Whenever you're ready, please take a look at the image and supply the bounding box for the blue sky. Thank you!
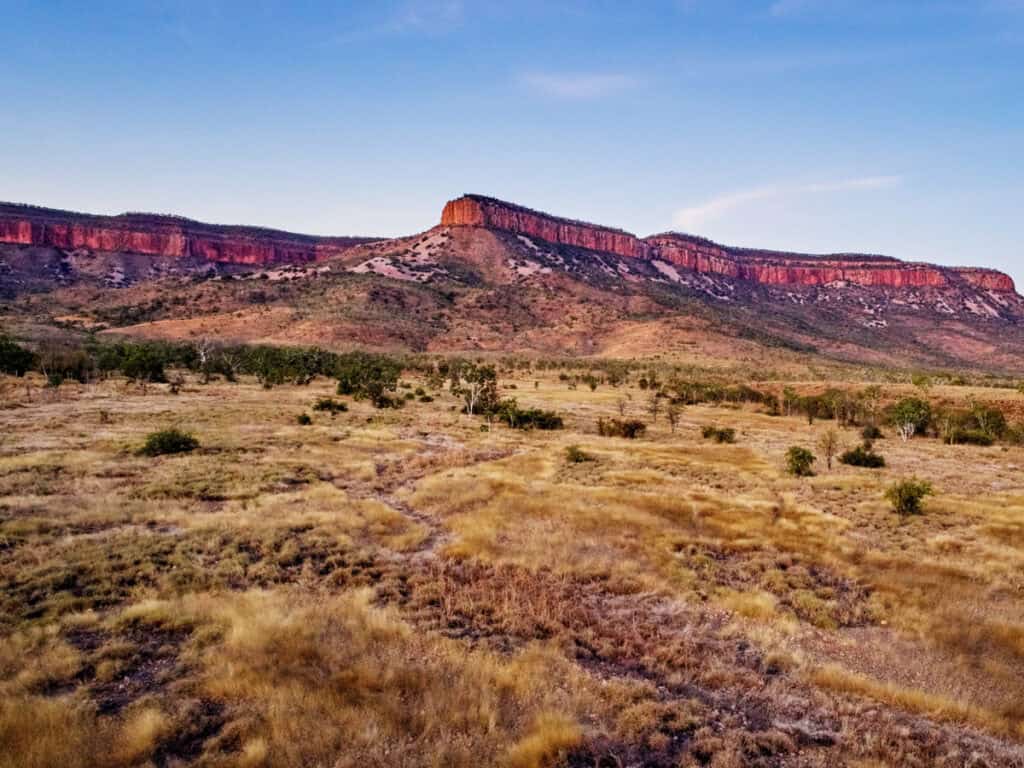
[2,1,1022,286]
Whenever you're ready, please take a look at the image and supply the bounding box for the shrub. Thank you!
[139,428,198,457]
[946,429,994,446]
[840,443,886,468]
[969,403,1007,439]
[121,346,168,383]
[418,395,434,403]
[817,428,840,470]
[335,352,402,408]
[786,446,816,477]
[598,418,647,439]
[936,405,1007,445]
[861,425,883,440]
[885,478,934,515]
[450,361,500,416]
[701,426,736,444]
[889,397,931,435]
[0,336,35,376]
[495,399,563,430]
[565,445,595,463]
[312,397,348,414]
[296,413,312,426]
[1006,424,1024,445]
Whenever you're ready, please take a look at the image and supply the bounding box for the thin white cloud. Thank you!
[673,186,783,231]
[519,72,639,100]
[673,175,903,230]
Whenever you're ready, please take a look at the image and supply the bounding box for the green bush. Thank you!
[418,395,434,403]
[861,425,884,440]
[335,352,403,408]
[885,478,934,515]
[565,445,595,463]
[786,446,816,477]
[840,443,886,468]
[312,397,348,414]
[495,399,563,430]
[139,428,199,457]
[889,397,932,435]
[121,346,168,383]
[0,336,36,376]
[945,428,994,446]
[969,403,1007,439]
[296,413,312,426]
[701,426,736,444]
[598,418,647,439]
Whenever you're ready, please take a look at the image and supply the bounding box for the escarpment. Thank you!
[0,203,376,266]
[1,195,1016,296]
[442,195,1017,294]
[441,195,651,260]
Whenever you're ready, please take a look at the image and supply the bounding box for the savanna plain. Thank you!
[2,356,1024,768]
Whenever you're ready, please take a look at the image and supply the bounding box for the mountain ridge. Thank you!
[0,201,378,267]
[0,195,1016,294]
[2,193,1023,374]
[441,194,1016,293]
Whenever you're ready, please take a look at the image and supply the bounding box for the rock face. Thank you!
[442,195,1018,294]
[3,195,1017,296]
[442,195,650,260]
[0,203,375,266]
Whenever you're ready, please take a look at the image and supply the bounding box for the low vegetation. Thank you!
[839,442,886,468]
[701,425,736,443]
[138,428,199,456]
[597,418,647,439]
[2,342,1024,767]
[786,446,816,476]
[885,478,934,515]
[312,396,348,414]
[565,445,595,463]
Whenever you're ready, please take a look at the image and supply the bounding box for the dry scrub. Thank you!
[1,370,1023,766]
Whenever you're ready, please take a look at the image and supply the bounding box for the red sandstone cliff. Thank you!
[3,196,1016,295]
[441,195,1017,294]
[442,196,650,260]
[0,204,375,266]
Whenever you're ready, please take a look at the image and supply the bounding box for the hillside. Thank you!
[1,195,1022,374]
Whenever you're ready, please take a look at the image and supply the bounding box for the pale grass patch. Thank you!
[809,663,1017,736]
[116,596,199,632]
[0,626,80,690]
[0,695,100,768]
[719,589,780,621]
[114,706,171,763]
[238,737,269,767]
[506,712,582,768]
[137,588,598,767]
[213,482,429,550]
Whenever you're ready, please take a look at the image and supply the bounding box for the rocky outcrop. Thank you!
[3,196,1017,296]
[0,203,375,266]
[952,268,1017,293]
[646,233,953,289]
[441,195,1018,294]
[442,195,650,260]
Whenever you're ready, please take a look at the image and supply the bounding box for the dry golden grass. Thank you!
[1,369,1023,766]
